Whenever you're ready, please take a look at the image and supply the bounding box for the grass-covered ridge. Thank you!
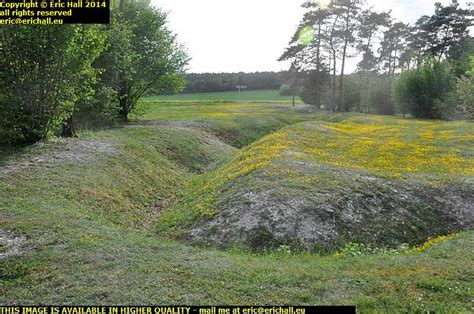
[137,102,325,147]
[1,100,473,311]
[311,116,473,177]
[156,114,473,250]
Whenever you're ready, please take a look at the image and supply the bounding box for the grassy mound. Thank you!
[136,123,237,173]
[156,115,474,250]
[138,102,327,147]
[0,123,237,231]
[1,103,473,310]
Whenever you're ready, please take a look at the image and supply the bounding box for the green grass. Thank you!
[1,99,473,310]
[144,90,302,103]
[136,102,324,147]
[155,114,473,249]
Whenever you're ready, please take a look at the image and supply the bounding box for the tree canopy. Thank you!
[279,0,473,119]
[0,0,188,145]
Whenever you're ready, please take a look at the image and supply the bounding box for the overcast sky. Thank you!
[151,0,471,73]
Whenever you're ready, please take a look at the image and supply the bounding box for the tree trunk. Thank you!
[338,40,348,112]
[120,0,125,16]
[118,79,129,122]
[338,13,350,112]
[360,32,374,113]
[61,116,77,138]
[392,50,398,77]
[315,14,322,109]
[118,0,128,122]
[357,74,363,113]
[332,49,337,113]
[329,13,340,113]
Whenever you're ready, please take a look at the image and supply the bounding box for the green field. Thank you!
[145,89,302,103]
[1,98,473,311]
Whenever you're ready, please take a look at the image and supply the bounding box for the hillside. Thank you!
[156,115,474,250]
[1,100,473,311]
[2,0,473,310]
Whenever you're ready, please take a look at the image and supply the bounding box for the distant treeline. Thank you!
[182,72,287,93]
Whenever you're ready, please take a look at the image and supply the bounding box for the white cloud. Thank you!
[152,0,305,73]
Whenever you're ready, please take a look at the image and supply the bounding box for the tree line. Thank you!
[279,0,473,119]
[182,72,287,94]
[0,0,188,146]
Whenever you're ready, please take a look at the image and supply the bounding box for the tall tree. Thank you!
[400,17,432,71]
[100,0,189,121]
[356,8,391,112]
[279,1,332,108]
[333,0,363,112]
[379,22,411,77]
[327,6,342,112]
[357,9,391,73]
[419,0,473,61]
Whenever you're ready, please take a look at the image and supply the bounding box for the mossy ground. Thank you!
[1,97,473,311]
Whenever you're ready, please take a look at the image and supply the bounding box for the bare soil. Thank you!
[0,139,119,179]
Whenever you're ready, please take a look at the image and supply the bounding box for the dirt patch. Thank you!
[141,199,173,231]
[187,160,474,251]
[0,231,27,259]
[0,139,119,179]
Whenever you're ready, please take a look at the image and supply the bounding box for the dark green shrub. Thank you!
[299,70,330,108]
[369,77,394,115]
[340,77,361,112]
[393,59,456,118]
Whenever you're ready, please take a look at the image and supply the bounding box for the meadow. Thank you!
[143,90,302,103]
[1,93,473,311]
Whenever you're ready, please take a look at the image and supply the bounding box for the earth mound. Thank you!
[157,116,474,251]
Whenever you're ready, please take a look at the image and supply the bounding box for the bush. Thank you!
[299,70,329,107]
[73,84,118,130]
[437,76,474,120]
[279,84,292,96]
[454,76,474,120]
[340,77,361,112]
[393,59,456,119]
[369,77,395,115]
[0,98,52,145]
[329,73,394,115]
[467,56,474,76]
[0,26,106,145]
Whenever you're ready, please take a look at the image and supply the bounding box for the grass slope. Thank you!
[156,115,473,250]
[1,100,473,311]
[137,102,324,147]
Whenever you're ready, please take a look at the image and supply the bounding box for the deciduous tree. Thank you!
[100,0,189,122]
[0,25,106,144]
